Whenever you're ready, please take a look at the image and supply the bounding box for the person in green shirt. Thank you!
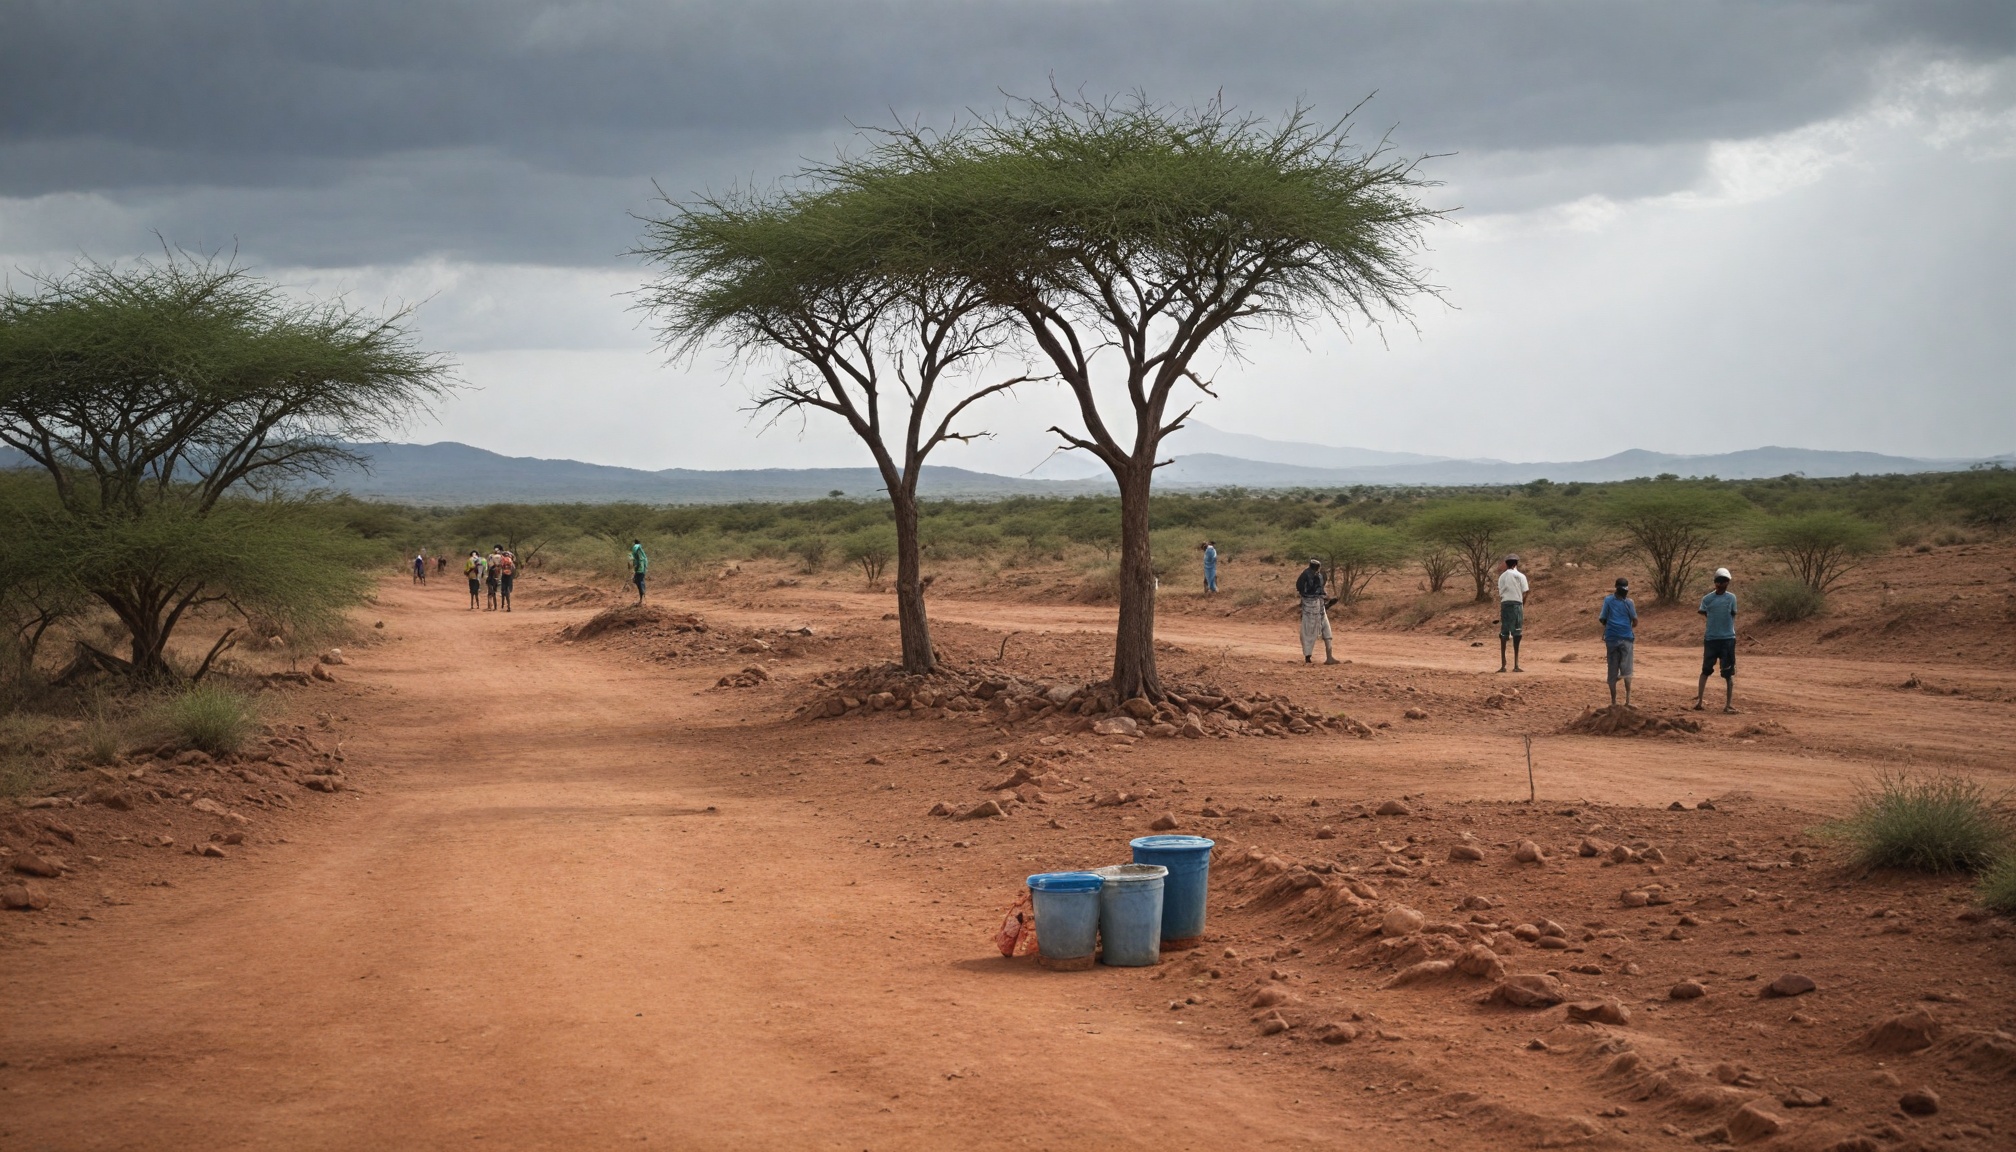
[629,539,648,604]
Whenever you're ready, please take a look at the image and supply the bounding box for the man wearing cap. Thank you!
[1597,578,1638,706]
[1497,554,1529,673]
[1295,558,1339,664]
[1695,567,1739,712]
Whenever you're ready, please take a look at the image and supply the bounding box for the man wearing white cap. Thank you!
[1694,567,1739,712]
[1295,558,1339,664]
[1496,554,1529,673]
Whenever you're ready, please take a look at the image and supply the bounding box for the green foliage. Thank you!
[1411,502,1530,602]
[1755,511,1884,593]
[1601,485,1747,603]
[148,682,260,756]
[1290,521,1409,605]
[843,526,896,588]
[1824,774,2010,874]
[1949,467,2016,529]
[1977,853,2016,915]
[1417,544,1459,593]
[1754,577,1826,624]
[449,504,560,565]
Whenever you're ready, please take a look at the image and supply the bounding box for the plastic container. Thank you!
[1092,863,1168,967]
[1026,872,1104,970]
[1130,835,1216,949]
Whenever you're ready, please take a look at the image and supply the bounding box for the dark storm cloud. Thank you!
[2,0,2011,264]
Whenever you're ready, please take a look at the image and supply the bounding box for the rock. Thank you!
[1620,889,1651,908]
[1860,1009,1940,1053]
[83,784,133,810]
[1178,718,1205,739]
[1091,716,1140,737]
[320,648,344,664]
[1093,790,1136,808]
[1763,973,1816,998]
[1897,1088,1939,1116]
[1315,826,1336,840]
[1539,919,1566,938]
[1402,707,1428,721]
[1150,813,1180,831]
[864,755,885,765]
[1513,840,1545,863]
[1668,801,1690,810]
[1255,1011,1290,1036]
[1455,944,1506,981]
[300,775,343,793]
[1490,974,1565,1008]
[3,882,48,910]
[1823,1140,1880,1152]
[1045,683,1080,706]
[1670,980,1707,1000]
[1376,799,1411,816]
[1565,999,1632,1026]
[1640,846,1665,863]
[1121,698,1155,720]
[1511,923,1542,942]
[310,663,337,682]
[956,800,1006,821]
[1316,1021,1358,1045]
[1780,1087,1829,1108]
[1559,653,1578,663]
[1249,985,1290,1008]
[1448,844,1485,862]
[1725,1101,1786,1144]
[10,851,60,878]
[928,801,954,817]
[190,797,231,817]
[1578,837,1611,857]
[1381,906,1425,937]
[1386,959,1455,987]
[194,843,226,858]
[1147,722,1179,738]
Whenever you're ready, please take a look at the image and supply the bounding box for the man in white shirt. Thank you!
[1497,554,1530,673]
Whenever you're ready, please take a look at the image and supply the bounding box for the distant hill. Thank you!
[3,439,2005,504]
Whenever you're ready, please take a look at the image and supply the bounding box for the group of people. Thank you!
[1279,551,1741,712]
[457,546,519,611]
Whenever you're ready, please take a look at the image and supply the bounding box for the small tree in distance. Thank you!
[1417,544,1459,594]
[1603,485,1747,603]
[845,526,895,589]
[1756,511,1883,593]
[1412,502,1529,601]
[1290,521,1408,605]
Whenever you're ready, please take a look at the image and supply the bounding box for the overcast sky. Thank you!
[4,1,2012,473]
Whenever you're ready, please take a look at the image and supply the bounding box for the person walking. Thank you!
[436,554,448,577]
[1295,558,1339,665]
[412,550,426,585]
[497,548,516,612]
[484,546,503,610]
[629,539,648,604]
[1202,541,1218,594]
[1597,577,1638,706]
[463,551,484,610]
[1694,567,1739,713]
[1497,554,1529,673]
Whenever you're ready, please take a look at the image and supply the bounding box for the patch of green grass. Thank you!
[1755,577,1825,624]
[1978,855,2016,915]
[1825,773,2010,874]
[149,682,260,757]
[0,753,48,799]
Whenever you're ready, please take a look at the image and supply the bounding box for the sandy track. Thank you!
[2,581,1344,1151]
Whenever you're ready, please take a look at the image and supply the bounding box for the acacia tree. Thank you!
[1755,511,1882,593]
[636,187,1029,673]
[1290,520,1408,605]
[853,95,1440,698]
[1413,502,1529,601]
[0,256,452,680]
[1603,486,1748,603]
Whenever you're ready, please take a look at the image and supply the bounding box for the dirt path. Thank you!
[2,581,1355,1151]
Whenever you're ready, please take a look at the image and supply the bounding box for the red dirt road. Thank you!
[2,581,1341,1151]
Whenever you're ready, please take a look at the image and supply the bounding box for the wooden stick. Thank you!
[1524,734,1535,803]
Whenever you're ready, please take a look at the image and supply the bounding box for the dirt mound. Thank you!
[560,605,707,643]
[793,664,1362,739]
[1561,704,1701,737]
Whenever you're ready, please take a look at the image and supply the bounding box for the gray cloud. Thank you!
[4,1,2011,266]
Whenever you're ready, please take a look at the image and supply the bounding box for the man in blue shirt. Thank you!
[1596,577,1638,706]
[1203,541,1218,594]
[1694,567,1738,713]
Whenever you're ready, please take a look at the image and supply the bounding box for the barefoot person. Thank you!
[1202,540,1218,594]
[1497,554,1529,672]
[497,548,516,612]
[1296,558,1339,665]
[1695,567,1739,713]
[463,550,484,610]
[629,538,648,604]
[485,546,503,610]
[1597,577,1638,706]
[412,550,427,585]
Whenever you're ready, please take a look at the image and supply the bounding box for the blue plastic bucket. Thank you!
[1130,835,1215,949]
[1027,872,1104,970]
[1092,863,1168,967]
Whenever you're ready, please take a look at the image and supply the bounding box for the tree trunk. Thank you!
[1110,464,1162,700]
[889,488,935,675]
[99,585,179,682]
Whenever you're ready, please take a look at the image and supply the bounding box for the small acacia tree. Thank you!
[449,503,560,568]
[1755,511,1883,593]
[1417,544,1459,593]
[1603,485,1748,603]
[0,255,451,680]
[1290,521,1408,605]
[855,94,1440,698]
[636,185,1029,673]
[1412,502,1529,601]
[844,525,896,589]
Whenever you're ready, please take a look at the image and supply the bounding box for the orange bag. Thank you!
[994,888,1039,957]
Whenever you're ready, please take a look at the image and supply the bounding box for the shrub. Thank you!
[1755,511,1884,592]
[1825,773,2009,873]
[151,683,260,756]
[842,526,895,589]
[1290,521,1409,605]
[1755,577,1825,623]
[1978,853,2016,915]
[1600,485,1748,603]
[0,753,46,799]
[1417,545,1459,593]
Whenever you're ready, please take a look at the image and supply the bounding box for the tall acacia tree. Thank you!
[850,95,1441,698]
[636,187,1029,674]
[0,256,452,680]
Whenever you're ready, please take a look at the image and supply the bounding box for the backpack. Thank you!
[498,553,515,576]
